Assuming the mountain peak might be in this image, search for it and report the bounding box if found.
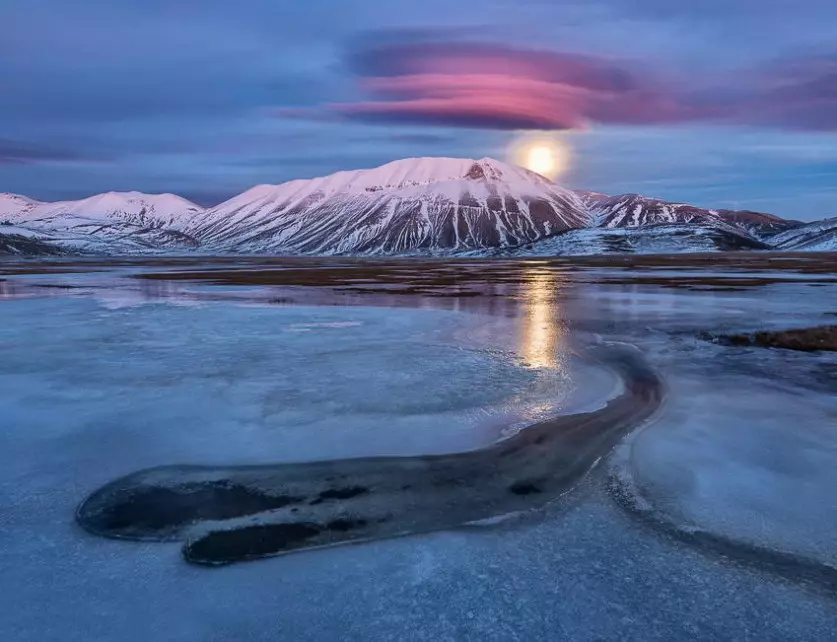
[227,157,558,209]
[185,156,588,254]
[0,192,40,204]
[3,159,829,256]
[324,156,515,191]
[91,191,201,208]
[354,156,547,188]
[1,190,203,228]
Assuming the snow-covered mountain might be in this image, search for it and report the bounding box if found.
[179,157,590,254]
[0,193,40,221]
[579,191,720,228]
[577,191,797,240]
[0,226,68,256]
[2,158,832,257]
[0,222,198,255]
[770,217,837,252]
[2,191,203,228]
[715,210,799,239]
[493,223,768,257]
[0,191,202,253]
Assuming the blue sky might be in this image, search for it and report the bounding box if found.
[2,0,836,220]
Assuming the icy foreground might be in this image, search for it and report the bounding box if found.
[612,328,837,568]
[1,258,837,640]
[76,344,661,565]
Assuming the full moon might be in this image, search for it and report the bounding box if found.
[509,135,571,180]
[527,145,556,177]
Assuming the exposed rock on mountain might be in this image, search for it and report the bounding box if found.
[770,217,837,252]
[0,192,202,253]
[576,191,799,240]
[179,157,590,254]
[2,158,829,257]
[491,223,769,257]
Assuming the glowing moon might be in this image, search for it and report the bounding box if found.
[527,145,557,177]
[509,135,571,180]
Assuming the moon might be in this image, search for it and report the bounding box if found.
[527,145,557,177]
[509,135,571,180]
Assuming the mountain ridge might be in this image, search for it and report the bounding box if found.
[576,191,797,240]
[178,157,591,254]
[1,191,203,227]
[2,157,832,256]
[0,191,203,254]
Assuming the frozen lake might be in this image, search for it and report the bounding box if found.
[1,254,837,640]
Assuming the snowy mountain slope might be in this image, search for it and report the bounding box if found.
[0,226,69,256]
[58,220,199,252]
[3,191,203,228]
[27,214,199,249]
[0,194,40,221]
[576,191,798,240]
[0,221,197,255]
[0,192,202,252]
[491,224,769,257]
[715,210,799,239]
[577,192,723,228]
[2,159,830,257]
[182,157,591,255]
[769,217,837,251]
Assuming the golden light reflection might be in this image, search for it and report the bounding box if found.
[508,133,572,180]
[518,269,565,369]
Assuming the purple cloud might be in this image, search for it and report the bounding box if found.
[743,55,837,130]
[288,42,837,132]
[0,139,93,165]
[328,42,704,130]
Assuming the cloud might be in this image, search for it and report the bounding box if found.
[305,41,711,130]
[287,40,837,132]
[3,0,836,218]
[742,55,837,130]
[0,139,99,165]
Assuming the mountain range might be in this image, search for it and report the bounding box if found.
[2,157,834,256]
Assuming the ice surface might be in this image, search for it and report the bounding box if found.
[2,262,837,640]
[620,361,837,565]
[0,298,612,469]
[578,281,837,570]
[3,459,836,641]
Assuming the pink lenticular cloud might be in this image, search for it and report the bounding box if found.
[295,42,837,132]
[334,74,594,130]
[327,42,707,130]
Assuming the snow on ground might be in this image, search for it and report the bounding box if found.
[1,191,202,227]
[495,224,764,256]
[0,222,199,255]
[771,216,837,249]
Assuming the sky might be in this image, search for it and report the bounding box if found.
[2,0,837,220]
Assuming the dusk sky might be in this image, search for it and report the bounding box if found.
[3,0,837,220]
